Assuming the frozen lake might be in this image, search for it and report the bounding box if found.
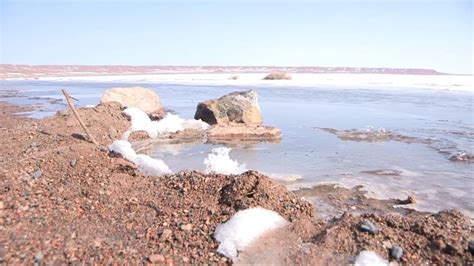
[1,80,473,216]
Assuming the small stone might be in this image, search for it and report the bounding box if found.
[31,169,43,179]
[180,224,192,231]
[469,240,474,255]
[160,229,172,240]
[359,220,379,234]
[182,257,189,263]
[390,246,403,260]
[149,254,165,263]
[34,251,43,262]
[70,159,77,167]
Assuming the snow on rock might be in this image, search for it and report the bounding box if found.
[122,107,209,139]
[204,147,247,175]
[214,207,287,260]
[109,140,172,176]
[355,251,388,266]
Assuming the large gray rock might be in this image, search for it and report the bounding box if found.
[194,90,262,125]
[100,87,164,115]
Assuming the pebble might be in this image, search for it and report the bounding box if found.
[70,159,77,167]
[34,251,43,262]
[359,220,379,234]
[149,254,165,263]
[31,169,43,179]
[390,245,403,260]
[160,229,172,240]
[180,224,192,231]
[469,240,474,255]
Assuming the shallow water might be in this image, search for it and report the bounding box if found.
[1,80,473,216]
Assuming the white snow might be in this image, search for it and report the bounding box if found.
[355,251,388,266]
[214,207,287,260]
[35,73,473,91]
[204,147,247,175]
[109,140,172,176]
[122,107,209,139]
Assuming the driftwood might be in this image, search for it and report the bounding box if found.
[62,89,99,146]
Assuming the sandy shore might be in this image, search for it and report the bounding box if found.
[0,101,472,264]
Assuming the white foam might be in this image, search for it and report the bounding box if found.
[109,140,172,176]
[355,251,388,266]
[204,147,247,175]
[122,107,209,139]
[214,207,287,260]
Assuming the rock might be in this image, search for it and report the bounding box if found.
[207,124,281,143]
[469,240,474,255]
[34,251,43,262]
[149,254,165,263]
[160,229,172,241]
[100,87,164,115]
[194,90,262,125]
[180,224,192,231]
[69,159,77,167]
[31,169,43,179]
[390,246,403,260]
[359,220,379,234]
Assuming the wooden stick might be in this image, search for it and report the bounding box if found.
[62,89,100,146]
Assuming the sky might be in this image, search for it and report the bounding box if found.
[0,0,472,74]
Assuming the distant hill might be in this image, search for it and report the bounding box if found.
[0,64,445,79]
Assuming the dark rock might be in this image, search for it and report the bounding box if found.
[359,220,379,234]
[390,245,403,260]
[469,240,474,255]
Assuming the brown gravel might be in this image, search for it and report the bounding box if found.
[0,101,472,264]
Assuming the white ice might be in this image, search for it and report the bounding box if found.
[204,147,247,175]
[109,140,172,176]
[122,107,209,139]
[214,207,287,261]
[355,251,388,266]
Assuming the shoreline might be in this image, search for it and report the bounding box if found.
[0,100,472,264]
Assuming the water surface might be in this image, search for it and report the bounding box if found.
[1,80,473,216]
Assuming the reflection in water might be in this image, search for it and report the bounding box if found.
[1,80,473,216]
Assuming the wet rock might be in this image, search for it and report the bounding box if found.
[194,90,262,125]
[207,124,281,143]
[149,254,165,263]
[31,169,43,179]
[449,152,473,162]
[69,159,77,167]
[101,87,164,115]
[469,240,474,255]
[359,220,378,234]
[390,245,403,260]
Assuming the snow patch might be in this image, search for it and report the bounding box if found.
[122,107,209,139]
[214,207,287,260]
[109,140,172,176]
[355,251,388,266]
[204,147,247,175]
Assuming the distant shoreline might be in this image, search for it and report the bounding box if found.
[0,64,459,79]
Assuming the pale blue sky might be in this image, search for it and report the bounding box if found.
[1,0,472,74]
